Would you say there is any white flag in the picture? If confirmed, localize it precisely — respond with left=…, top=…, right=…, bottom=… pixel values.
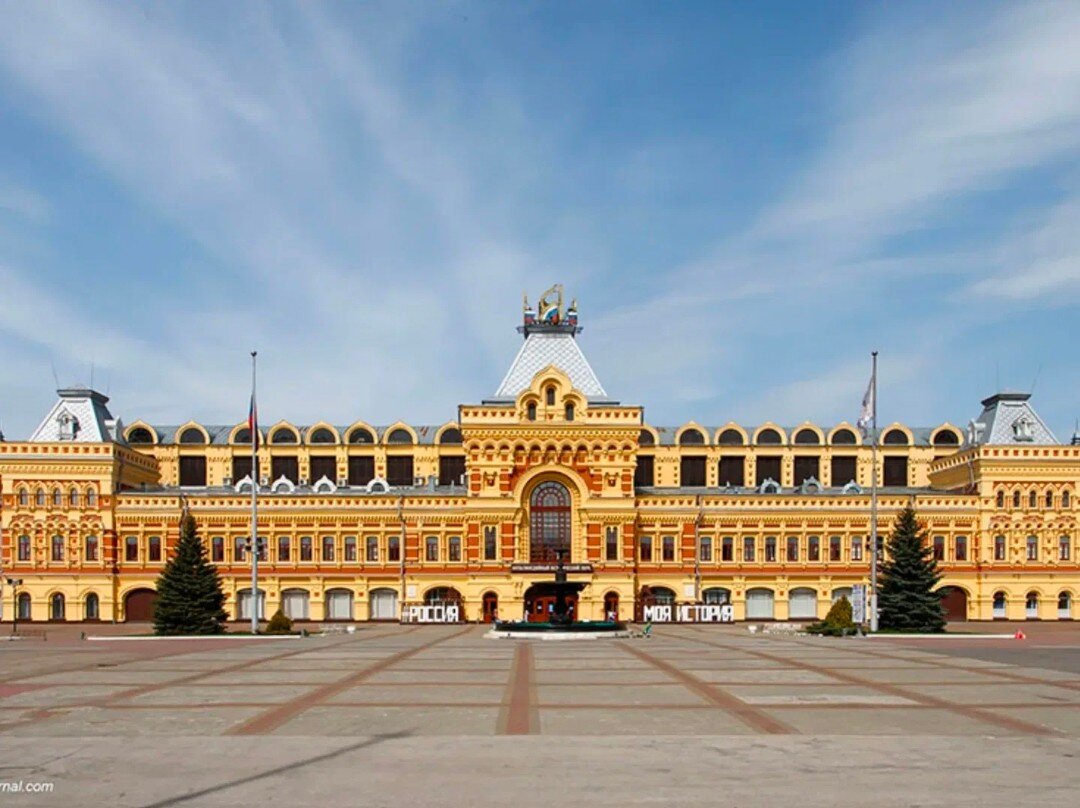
left=857, top=372, right=875, bottom=436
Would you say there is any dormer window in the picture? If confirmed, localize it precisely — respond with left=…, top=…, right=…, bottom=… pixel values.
left=57, top=410, right=79, bottom=440
left=545, top=386, right=556, bottom=406
left=1013, top=416, right=1035, bottom=442
left=565, top=403, right=575, bottom=422
left=527, top=403, right=537, bottom=422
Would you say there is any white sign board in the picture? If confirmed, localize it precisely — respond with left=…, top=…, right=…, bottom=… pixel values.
left=851, top=584, right=866, bottom=624
left=643, top=604, right=734, bottom=623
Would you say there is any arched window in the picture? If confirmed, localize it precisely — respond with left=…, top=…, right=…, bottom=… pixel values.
left=1013, top=490, right=1021, bottom=508
left=565, top=403, right=574, bottom=422
left=529, top=481, right=571, bottom=563
left=179, top=427, right=206, bottom=444
left=52, top=489, right=62, bottom=507
left=545, top=386, right=556, bottom=406
left=386, top=428, right=412, bottom=445
left=883, top=429, right=908, bottom=445
left=992, top=591, right=1007, bottom=619
left=996, top=490, right=1005, bottom=508
left=1046, top=490, right=1055, bottom=508
left=271, top=427, right=298, bottom=444
left=85, top=593, right=100, bottom=621
left=309, top=427, right=336, bottom=444
left=36, top=488, right=45, bottom=507
left=933, top=429, right=960, bottom=446
left=1025, top=592, right=1039, bottom=619
left=86, top=487, right=97, bottom=507
left=718, top=429, right=744, bottom=446
left=527, top=403, right=537, bottom=421
left=1064, top=490, right=1072, bottom=508
left=1058, top=591, right=1072, bottom=619
left=49, top=593, right=65, bottom=621
left=1029, top=490, right=1038, bottom=508
left=348, top=427, right=374, bottom=444
left=831, top=429, right=858, bottom=445
left=702, top=587, right=731, bottom=605
left=128, top=426, right=154, bottom=444
left=794, top=428, right=820, bottom=445
left=424, top=587, right=462, bottom=606
left=679, top=429, right=705, bottom=446
left=439, top=428, right=462, bottom=445
left=756, top=428, right=782, bottom=445
left=17, top=592, right=31, bottom=620
left=639, top=429, right=655, bottom=446
left=233, top=427, right=252, bottom=444
left=69, top=488, right=79, bottom=506
left=18, top=488, right=28, bottom=506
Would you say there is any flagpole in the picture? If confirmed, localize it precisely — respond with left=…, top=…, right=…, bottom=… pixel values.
left=869, top=350, right=879, bottom=633
left=250, top=351, right=259, bottom=634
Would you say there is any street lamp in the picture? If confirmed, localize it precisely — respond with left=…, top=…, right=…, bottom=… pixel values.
left=6, top=578, right=23, bottom=635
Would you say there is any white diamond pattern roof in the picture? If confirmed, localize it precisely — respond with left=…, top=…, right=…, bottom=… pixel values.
left=494, top=332, right=608, bottom=399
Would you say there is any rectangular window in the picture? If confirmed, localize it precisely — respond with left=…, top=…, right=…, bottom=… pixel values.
left=955, top=535, right=967, bottom=561
left=448, top=536, right=462, bottom=562
left=765, top=536, right=777, bottom=562
left=365, top=536, right=378, bottom=562
left=271, top=456, right=299, bottom=484
left=1060, top=536, right=1070, bottom=561
left=322, top=536, right=335, bottom=562
left=1026, top=535, right=1038, bottom=561
left=310, top=455, right=336, bottom=484
left=425, top=536, right=439, bottom=562
left=680, top=456, right=707, bottom=486
left=232, top=455, right=256, bottom=483
left=883, top=456, right=908, bottom=487
left=743, top=537, right=755, bottom=562
left=344, top=536, right=357, bottom=562
left=149, top=536, right=162, bottom=562
left=300, top=536, right=313, bottom=562
left=786, top=536, right=799, bottom=562
left=439, top=455, right=466, bottom=486
left=179, top=455, right=207, bottom=486
left=277, top=536, right=291, bottom=562
left=808, top=536, right=820, bottom=562
left=51, top=536, right=65, bottom=562
left=18, top=535, right=31, bottom=561
left=634, top=455, right=654, bottom=487
left=85, top=536, right=99, bottom=561
left=388, top=535, right=401, bottom=562
left=718, top=456, right=745, bottom=486
left=794, top=456, right=820, bottom=485
left=831, top=455, right=857, bottom=487
left=256, top=537, right=267, bottom=562
left=721, top=536, right=733, bottom=562
left=700, top=536, right=712, bottom=562
left=124, top=536, right=138, bottom=562
left=932, top=536, right=945, bottom=561
left=347, top=456, right=375, bottom=486
left=756, top=456, right=782, bottom=486
left=662, top=535, right=675, bottom=562
left=234, top=537, right=246, bottom=562
left=851, top=537, right=863, bottom=561
left=387, top=456, right=415, bottom=487
left=640, top=536, right=653, bottom=562
left=994, top=535, right=1006, bottom=561
left=212, top=536, right=224, bottom=563
left=484, top=526, right=498, bottom=561
left=829, top=536, right=842, bottom=562
left=605, top=527, right=619, bottom=561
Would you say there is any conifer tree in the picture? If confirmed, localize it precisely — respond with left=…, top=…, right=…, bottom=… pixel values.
left=153, top=510, right=228, bottom=635
left=877, top=504, right=946, bottom=632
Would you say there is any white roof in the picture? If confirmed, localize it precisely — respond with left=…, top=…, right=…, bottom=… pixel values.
left=970, top=392, right=1057, bottom=445
left=28, top=388, right=124, bottom=443
left=494, top=332, right=608, bottom=399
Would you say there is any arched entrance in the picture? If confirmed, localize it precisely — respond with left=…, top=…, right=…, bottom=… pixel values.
left=603, top=591, right=620, bottom=620
left=523, top=584, right=578, bottom=623
left=124, top=588, right=157, bottom=622
left=939, top=587, right=968, bottom=622
left=482, top=591, right=499, bottom=623
left=369, top=588, right=398, bottom=621
left=529, top=480, right=571, bottom=563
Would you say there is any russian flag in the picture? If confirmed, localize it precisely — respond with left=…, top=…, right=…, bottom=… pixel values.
left=248, top=393, right=259, bottom=450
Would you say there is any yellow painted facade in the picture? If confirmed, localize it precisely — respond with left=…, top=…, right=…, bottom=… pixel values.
left=1, top=298, right=1078, bottom=625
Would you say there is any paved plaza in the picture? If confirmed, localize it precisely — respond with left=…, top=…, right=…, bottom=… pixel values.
left=1, top=624, right=1078, bottom=806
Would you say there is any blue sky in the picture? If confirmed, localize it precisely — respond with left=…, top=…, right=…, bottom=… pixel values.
left=0, top=1, right=1078, bottom=439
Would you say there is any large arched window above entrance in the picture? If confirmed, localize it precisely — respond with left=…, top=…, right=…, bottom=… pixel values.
left=756, top=428, right=782, bottom=445
left=348, top=427, right=374, bottom=444
left=679, top=428, right=705, bottom=446
left=718, top=429, right=744, bottom=446
left=529, top=481, right=571, bottom=563
left=387, top=428, right=413, bottom=445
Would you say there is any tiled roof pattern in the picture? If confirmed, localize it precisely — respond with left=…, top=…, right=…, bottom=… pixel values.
left=494, top=332, right=608, bottom=399
left=971, top=392, right=1058, bottom=445
left=29, top=388, right=123, bottom=443
left=145, top=424, right=449, bottom=446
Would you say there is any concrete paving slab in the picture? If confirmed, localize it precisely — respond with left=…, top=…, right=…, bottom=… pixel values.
left=128, top=684, right=319, bottom=706
left=1, top=706, right=265, bottom=736
left=539, top=706, right=755, bottom=735
left=271, top=705, right=501, bottom=736
left=536, top=684, right=706, bottom=706
left=329, top=684, right=505, bottom=705
left=766, top=706, right=1021, bottom=735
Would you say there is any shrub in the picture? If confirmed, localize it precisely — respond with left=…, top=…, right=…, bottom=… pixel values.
left=806, top=596, right=855, bottom=636
left=265, top=609, right=293, bottom=634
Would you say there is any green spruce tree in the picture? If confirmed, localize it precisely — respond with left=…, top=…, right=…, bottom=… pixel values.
left=877, top=504, right=946, bottom=632
left=153, top=510, right=228, bottom=635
